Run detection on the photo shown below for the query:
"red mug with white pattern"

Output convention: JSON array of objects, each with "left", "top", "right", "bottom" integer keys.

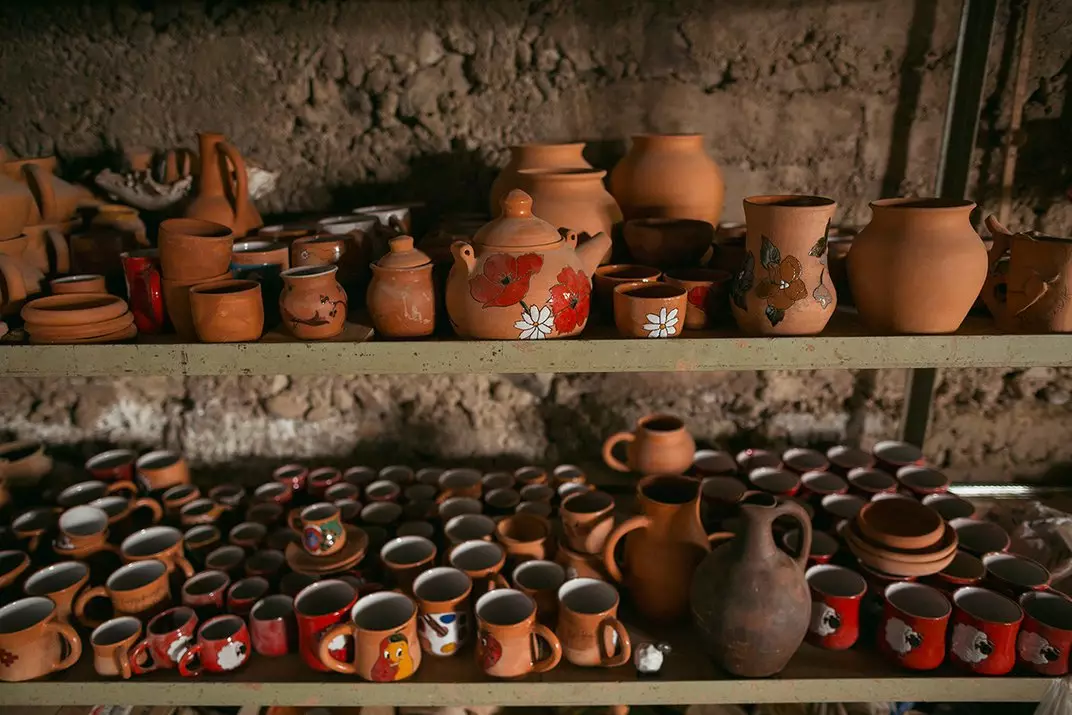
[
  {"left": 949, "top": 586, "right": 1022, "bottom": 675},
  {"left": 178, "top": 614, "right": 252, "bottom": 676},
  {"left": 878, "top": 582, "right": 950, "bottom": 671},
  {"left": 294, "top": 579, "right": 358, "bottom": 671},
  {"left": 805, "top": 565, "right": 866, "bottom": 650},
  {"left": 1018, "top": 590, "right": 1072, "bottom": 676}
]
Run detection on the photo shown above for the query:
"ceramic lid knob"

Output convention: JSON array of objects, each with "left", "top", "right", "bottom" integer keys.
[
  {"left": 373, "top": 235, "right": 432, "bottom": 270},
  {"left": 501, "top": 190, "right": 534, "bottom": 219},
  {"left": 389, "top": 236, "right": 415, "bottom": 254}
]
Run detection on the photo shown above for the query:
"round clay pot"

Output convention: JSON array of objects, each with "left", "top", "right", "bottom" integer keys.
[
  {"left": 848, "top": 198, "right": 986, "bottom": 333},
  {"left": 162, "top": 270, "right": 232, "bottom": 341},
  {"left": 624, "top": 218, "right": 715, "bottom": 269},
  {"left": 231, "top": 240, "right": 290, "bottom": 270},
  {"left": 516, "top": 168, "right": 621, "bottom": 262},
  {"left": 592, "top": 264, "right": 661, "bottom": 312},
  {"left": 50, "top": 274, "right": 107, "bottom": 295},
  {"left": 20, "top": 293, "right": 127, "bottom": 326},
  {"left": 610, "top": 134, "right": 725, "bottom": 226},
  {"left": 366, "top": 236, "right": 435, "bottom": 338},
  {"left": 613, "top": 282, "right": 688, "bottom": 338},
  {"left": 158, "top": 218, "right": 235, "bottom": 281},
  {"left": 731, "top": 195, "right": 838, "bottom": 336},
  {"left": 662, "top": 268, "right": 732, "bottom": 329},
  {"left": 188, "top": 279, "right": 264, "bottom": 343},
  {"left": 290, "top": 234, "right": 347, "bottom": 268},
  {"left": 279, "top": 265, "right": 347, "bottom": 340},
  {"left": 489, "top": 143, "right": 592, "bottom": 215}
]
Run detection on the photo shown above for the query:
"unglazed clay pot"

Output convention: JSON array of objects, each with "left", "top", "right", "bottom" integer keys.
[
  {"left": 489, "top": 143, "right": 592, "bottom": 215},
  {"left": 623, "top": 218, "right": 715, "bottom": 269},
  {"left": 279, "top": 265, "right": 347, "bottom": 339},
  {"left": 188, "top": 279, "right": 264, "bottom": 342},
  {"left": 367, "top": 236, "right": 435, "bottom": 338},
  {"left": 447, "top": 190, "right": 609, "bottom": 340},
  {"left": 602, "top": 414, "right": 695, "bottom": 475},
  {"left": 158, "top": 218, "right": 235, "bottom": 282},
  {"left": 691, "top": 492, "right": 812, "bottom": 676},
  {"left": 731, "top": 195, "right": 838, "bottom": 336},
  {"left": 609, "top": 134, "right": 724, "bottom": 226},
  {"left": 848, "top": 198, "right": 986, "bottom": 333},
  {"left": 982, "top": 216, "right": 1072, "bottom": 333},
  {"left": 516, "top": 168, "right": 621, "bottom": 263},
  {"left": 162, "top": 270, "right": 232, "bottom": 341},
  {"left": 184, "top": 132, "right": 262, "bottom": 237},
  {"left": 3, "top": 157, "right": 84, "bottom": 224},
  {"left": 612, "top": 282, "right": 688, "bottom": 338},
  {"left": 0, "top": 170, "right": 33, "bottom": 240}
]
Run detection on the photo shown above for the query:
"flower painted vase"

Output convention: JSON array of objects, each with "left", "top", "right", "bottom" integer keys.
[
  {"left": 279, "top": 265, "right": 347, "bottom": 340},
  {"left": 730, "top": 195, "right": 837, "bottom": 336},
  {"left": 446, "top": 190, "right": 610, "bottom": 340}
]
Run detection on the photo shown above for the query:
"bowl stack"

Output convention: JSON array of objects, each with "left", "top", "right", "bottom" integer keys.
[
  {"left": 844, "top": 498, "right": 958, "bottom": 577},
  {"left": 158, "top": 218, "right": 235, "bottom": 340},
  {"left": 20, "top": 293, "right": 136, "bottom": 343}
]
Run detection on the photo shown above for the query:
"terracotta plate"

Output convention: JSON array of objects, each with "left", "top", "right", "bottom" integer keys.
[
  {"left": 20, "top": 293, "right": 128, "bottom": 326},
  {"left": 27, "top": 311, "right": 134, "bottom": 341},
  {"left": 844, "top": 519, "right": 958, "bottom": 563},
  {"left": 848, "top": 540, "right": 957, "bottom": 578},
  {"left": 30, "top": 322, "right": 138, "bottom": 345},
  {"left": 855, "top": 498, "right": 944, "bottom": 550},
  {"left": 285, "top": 524, "right": 368, "bottom": 575}
]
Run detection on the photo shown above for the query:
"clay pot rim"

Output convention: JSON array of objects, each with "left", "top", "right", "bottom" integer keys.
[
  {"left": 50, "top": 273, "right": 105, "bottom": 285},
  {"left": 159, "top": 218, "right": 233, "bottom": 239},
  {"left": 631, "top": 133, "right": 704, "bottom": 143},
  {"left": 514, "top": 141, "right": 587, "bottom": 150},
  {"left": 233, "top": 240, "right": 287, "bottom": 253},
  {"left": 595, "top": 264, "right": 662, "bottom": 281},
  {"left": 21, "top": 293, "right": 128, "bottom": 327},
  {"left": 280, "top": 265, "right": 338, "bottom": 279},
  {"left": 188, "top": 279, "right": 261, "bottom": 299},
  {"left": 516, "top": 167, "right": 607, "bottom": 181},
  {"left": 745, "top": 194, "right": 836, "bottom": 209},
  {"left": 0, "top": 596, "right": 56, "bottom": 635},
  {"left": 636, "top": 474, "right": 701, "bottom": 506},
  {"left": 614, "top": 282, "right": 686, "bottom": 300},
  {"left": 870, "top": 198, "right": 975, "bottom": 212}
]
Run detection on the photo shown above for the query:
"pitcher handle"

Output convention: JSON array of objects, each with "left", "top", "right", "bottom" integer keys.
[
  {"left": 46, "top": 620, "right": 83, "bottom": 673},
  {"left": 175, "top": 555, "right": 196, "bottom": 579},
  {"left": 601, "top": 432, "right": 635, "bottom": 472},
  {"left": 0, "top": 254, "right": 28, "bottom": 307},
  {"left": 24, "top": 164, "right": 58, "bottom": 223},
  {"left": 602, "top": 515, "right": 651, "bottom": 583},
  {"left": 317, "top": 622, "right": 358, "bottom": 674},
  {"left": 982, "top": 214, "right": 1014, "bottom": 318},
  {"left": 597, "top": 616, "right": 632, "bottom": 668},
  {"left": 219, "top": 142, "right": 254, "bottom": 228},
  {"left": 771, "top": 500, "right": 812, "bottom": 572},
  {"left": 529, "top": 623, "right": 562, "bottom": 673},
  {"left": 44, "top": 227, "right": 70, "bottom": 274},
  {"left": 73, "top": 584, "right": 109, "bottom": 627}
]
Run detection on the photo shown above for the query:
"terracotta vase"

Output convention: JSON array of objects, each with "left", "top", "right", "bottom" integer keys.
[
  {"left": 489, "top": 143, "right": 592, "bottom": 215},
  {"left": 730, "top": 195, "right": 838, "bottom": 336},
  {"left": 602, "top": 475, "right": 711, "bottom": 622},
  {"left": 279, "top": 265, "right": 347, "bottom": 340},
  {"left": 184, "top": 132, "right": 262, "bottom": 237},
  {"left": 188, "top": 279, "right": 264, "bottom": 342},
  {"left": 982, "top": 216, "right": 1072, "bottom": 333},
  {"left": 691, "top": 493, "right": 812, "bottom": 677},
  {"left": 3, "top": 157, "right": 85, "bottom": 224},
  {"left": 609, "top": 134, "right": 724, "bottom": 226},
  {"left": 602, "top": 414, "right": 695, "bottom": 475},
  {"left": 516, "top": 168, "right": 621, "bottom": 263},
  {"left": 367, "top": 236, "right": 435, "bottom": 338},
  {"left": 446, "top": 190, "right": 609, "bottom": 339},
  {"left": 847, "top": 198, "right": 986, "bottom": 333}
]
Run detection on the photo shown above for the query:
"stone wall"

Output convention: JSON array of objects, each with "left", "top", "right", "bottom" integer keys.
[{"left": 0, "top": 0, "right": 1070, "bottom": 482}]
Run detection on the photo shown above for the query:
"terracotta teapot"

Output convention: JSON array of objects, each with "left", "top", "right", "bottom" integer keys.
[
  {"left": 446, "top": 190, "right": 609, "bottom": 340},
  {"left": 184, "top": 132, "right": 262, "bottom": 237},
  {"left": 983, "top": 216, "right": 1072, "bottom": 333},
  {"left": 2, "top": 156, "right": 85, "bottom": 224}
]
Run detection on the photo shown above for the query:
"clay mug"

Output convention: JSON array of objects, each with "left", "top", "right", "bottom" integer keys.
[
  {"left": 308, "top": 466, "right": 344, "bottom": 499},
  {"left": 513, "top": 466, "right": 548, "bottom": 488},
  {"left": 699, "top": 476, "right": 748, "bottom": 529},
  {"left": 444, "top": 514, "right": 497, "bottom": 545},
  {"left": 556, "top": 577, "right": 631, "bottom": 667},
  {"left": 555, "top": 543, "right": 608, "bottom": 581},
  {"left": 327, "top": 482, "right": 361, "bottom": 502},
  {"left": 871, "top": 440, "right": 924, "bottom": 474},
  {"left": 181, "top": 569, "right": 231, "bottom": 621},
  {"left": 74, "top": 559, "right": 172, "bottom": 627},
  {"left": 162, "top": 484, "right": 202, "bottom": 516},
  {"left": 825, "top": 445, "right": 875, "bottom": 476},
  {"left": 736, "top": 448, "right": 782, "bottom": 474},
  {"left": 381, "top": 536, "right": 437, "bottom": 595},
  {"left": 982, "top": 552, "right": 1051, "bottom": 598},
  {"left": 613, "top": 281, "right": 688, "bottom": 338},
  {"left": 208, "top": 483, "right": 247, "bottom": 509},
  {"left": 879, "top": 582, "right": 951, "bottom": 671},
  {"left": 204, "top": 545, "right": 246, "bottom": 579},
  {"left": 12, "top": 508, "right": 58, "bottom": 554},
  {"left": 520, "top": 484, "right": 554, "bottom": 503},
  {"left": 51, "top": 273, "right": 106, "bottom": 294},
  {"left": 226, "top": 576, "right": 269, "bottom": 616},
  {"left": 121, "top": 249, "right": 165, "bottom": 334},
  {"left": 229, "top": 521, "right": 268, "bottom": 551},
  {"left": 592, "top": 264, "right": 662, "bottom": 311},
  {"left": 294, "top": 579, "right": 359, "bottom": 672},
  {"left": 56, "top": 505, "right": 112, "bottom": 553},
  {"left": 437, "top": 497, "right": 481, "bottom": 522},
  {"left": 897, "top": 466, "right": 950, "bottom": 497},
  {"left": 250, "top": 594, "right": 296, "bottom": 657},
  {"left": 494, "top": 513, "right": 553, "bottom": 564},
  {"left": 926, "top": 550, "right": 986, "bottom": 596},
  {"left": 379, "top": 463, "right": 417, "bottom": 486},
  {"left": 448, "top": 540, "right": 510, "bottom": 595},
  {"left": 474, "top": 588, "right": 562, "bottom": 678},
  {"left": 484, "top": 488, "right": 521, "bottom": 517},
  {"left": 188, "top": 278, "right": 264, "bottom": 342},
  {"left": 120, "top": 526, "right": 195, "bottom": 577},
  {"left": 949, "top": 586, "right": 1023, "bottom": 676},
  {"left": 364, "top": 479, "right": 402, "bottom": 503},
  {"left": 805, "top": 564, "right": 867, "bottom": 650},
  {"left": 412, "top": 567, "right": 473, "bottom": 657},
  {"left": 691, "top": 450, "right": 738, "bottom": 478},
  {"left": 90, "top": 616, "right": 144, "bottom": 678},
  {"left": 922, "top": 493, "right": 976, "bottom": 522},
  {"left": 1017, "top": 590, "right": 1072, "bottom": 676},
  {"left": 512, "top": 559, "right": 566, "bottom": 624},
  {"left": 0, "top": 596, "right": 82, "bottom": 681},
  {"left": 57, "top": 478, "right": 138, "bottom": 508},
  {"left": 135, "top": 450, "right": 191, "bottom": 493},
  {"left": 274, "top": 463, "right": 309, "bottom": 493},
  {"left": 247, "top": 502, "right": 285, "bottom": 528},
  {"left": 846, "top": 468, "right": 898, "bottom": 498},
  {"left": 89, "top": 493, "right": 164, "bottom": 533},
  {"left": 0, "top": 551, "right": 31, "bottom": 596},
  {"left": 23, "top": 561, "right": 90, "bottom": 623},
  {"left": 345, "top": 465, "right": 379, "bottom": 489},
  {"left": 482, "top": 471, "right": 515, "bottom": 491},
  {"left": 438, "top": 468, "right": 483, "bottom": 501},
  {"left": 560, "top": 489, "right": 615, "bottom": 554},
  {"left": 85, "top": 448, "right": 139, "bottom": 482},
  {"left": 179, "top": 498, "right": 231, "bottom": 528},
  {"left": 184, "top": 525, "right": 221, "bottom": 567},
  {"left": 296, "top": 502, "right": 346, "bottom": 556},
  {"left": 317, "top": 590, "right": 422, "bottom": 681},
  {"left": 517, "top": 501, "right": 552, "bottom": 519},
  {"left": 128, "top": 606, "right": 196, "bottom": 672},
  {"left": 176, "top": 614, "right": 251, "bottom": 676},
  {"left": 603, "top": 414, "right": 695, "bottom": 475},
  {"left": 252, "top": 481, "right": 292, "bottom": 507}
]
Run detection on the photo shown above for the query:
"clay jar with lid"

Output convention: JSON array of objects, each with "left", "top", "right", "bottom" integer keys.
[
  {"left": 848, "top": 198, "right": 986, "bottom": 333},
  {"left": 489, "top": 142, "right": 592, "bottom": 215},
  {"left": 446, "top": 190, "right": 610, "bottom": 340},
  {"left": 516, "top": 168, "right": 621, "bottom": 264},
  {"left": 610, "top": 134, "right": 725, "bottom": 226},
  {"left": 367, "top": 236, "right": 435, "bottom": 338},
  {"left": 279, "top": 265, "right": 347, "bottom": 340},
  {"left": 188, "top": 279, "right": 264, "bottom": 343},
  {"left": 731, "top": 195, "right": 838, "bottom": 336}
]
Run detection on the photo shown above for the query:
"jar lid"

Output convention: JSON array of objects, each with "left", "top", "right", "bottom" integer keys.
[
  {"left": 374, "top": 236, "right": 432, "bottom": 269},
  {"left": 473, "top": 190, "right": 563, "bottom": 249}
]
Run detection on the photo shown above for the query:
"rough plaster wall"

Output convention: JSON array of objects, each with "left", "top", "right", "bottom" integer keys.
[{"left": 0, "top": 0, "right": 1070, "bottom": 480}]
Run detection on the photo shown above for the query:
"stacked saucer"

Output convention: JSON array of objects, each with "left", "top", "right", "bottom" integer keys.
[
  {"left": 844, "top": 498, "right": 958, "bottom": 577},
  {"left": 284, "top": 502, "right": 368, "bottom": 576},
  {"left": 21, "top": 293, "right": 136, "bottom": 344}
]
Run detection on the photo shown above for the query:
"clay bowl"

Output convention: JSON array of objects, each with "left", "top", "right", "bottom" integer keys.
[
  {"left": 853, "top": 541, "right": 956, "bottom": 578},
  {"left": 163, "top": 270, "right": 232, "bottom": 340},
  {"left": 50, "top": 274, "right": 107, "bottom": 294},
  {"left": 950, "top": 518, "right": 1010, "bottom": 556},
  {"left": 231, "top": 240, "right": 290, "bottom": 270},
  {"left": 782, "top": 447, "right": 830, "bottom": 475},
  {"left": 846, "top": 468, "right": 898, "bottom": 497},
  {"left": 855, "top": 498, "right": 944, "bottom": 551},
  {"left": 845, "top": 519, "right": 958, "bottom": 563},
  {"left": 20, "top": 293, "right": 127, "bottom": 326},
  {"left": 26, "top": 310, "right": 134, "bottom": 342},
  {"left": 188, "top": 279, "right": 264, "bottom": 343},
  {"left": 922, "top": 492, "right": 976, "bottom": 521},
  {"left": 613, "top": 282, "right": 688, "bottom": 338},
  {"left": 896, "top": 466, "right": 951, "bottom": 496},
  {"left": 593, "top": 264, "right": 661, "bottom": 309},
  {"left": 623, "top": 218, "right": 714, "bottom": 269},
  {"left": 291, "top": 234, "right": 347, "bottom": 268},
  {"left": 158, "top": 218, "right": 235, "bottom": 281},
  {"left": 826, "top": 444, "right": 874, "bottom": 475}
]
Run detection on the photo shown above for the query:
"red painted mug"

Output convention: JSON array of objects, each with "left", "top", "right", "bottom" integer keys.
[
  {"left": 178, "top": 614, "right": 252, "bottom": 676},
  {"left": 294, "top": 579, "right": 358, "bottom": 671},
  {"left": 1018, "top": 590, "right": 1072, "bottom": 676},
  {"left": 879, "top": 582, "right": 950, "bottom": 671},
  {"left": 129, "top": 606, "right": 197, "bottom": 672},
  {"left": 250, "top": 594, "right": 296, "bottom": 657},
  {"left": 949, "top": 586, "right": 1022, "bottom": 676},
  {"left": 121, "top": 249, "right": 165, "bottom": 334},
  {"left": 806, "top": 564, "right": 867, "bottom": 650}
]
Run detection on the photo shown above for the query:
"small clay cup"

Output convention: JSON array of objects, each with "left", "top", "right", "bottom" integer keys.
[
  {"left": 444, "top": 514, "right": 497, "bottom": 545},
  {"left": 51, "top": 274, "right": 107, "bottom": 295},
  {"left": 0, "top": 597, "right": 82, "bottom": 682},
  {"left": 438, "top": 468, "right": 482, "bottom": 500},
  {"left": 135, "top": 450, "right": 191, "bottom": 493},
  {"left": 24, "top": 561, "right": 90, "bottom": 623},
  {"left": 512, "top": 559, "right": 566, "bottom": 624},
  {"left": 494, "top": 513, "right": 552, "bottom": 564},
  {"left": 316, "top": 590, "right": 421, "bottom": 681},
  {"left": 474, "top": 588, "right": 561, "bottom": 678},
  {"left": 662, "top": 268, "right": 731, "bottom": 329},
  {"left": 298, "top": 503, "right": 346, "bottom": 557},
  {"left": 158, "top": 218, "right": 235, "bottom": 281},
  {"left": 162, "top": 270, "right": 232, "bottom": 341},
  {"left": 593, "top": 264, "right": 661, "bottom": 311},
  {"left": 560, "top": 490, "right": 615, "bottom": 555},
  {"left": 448, "top": 540, "right": 510, "bottom": 594},
  {"left": 556, "top": 577, "right": 631, "bottom": 667},
  {"left": 231, "top": 240, "right": 290, "bottom": 269},
  {"left": 90, "top": 616, "right": 142, "bottom": 678},
  {"left": 613, "top": 282, "right": 688, "bottom": 338},
  {"left": 412, "top": 567, "right": 473, "bottom": 657},
  {"left": 381, "top": 536, "right": 437, "bottom": 596},
  {"left": 188, "top": 279, "right": 264, "bottom": 342},
  {"left": 85, "top": 448, "right": 139, "bottom": 482}
]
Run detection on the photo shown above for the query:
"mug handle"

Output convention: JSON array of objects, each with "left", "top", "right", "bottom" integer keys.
[
  {"left": 107, "top": 480, "right": 139, "bottom": 498},
  {"left": 128, "top": 638, "right": 161, "bottom": 675},
  {"left": 73, "top": 585, "right": 109, "bottom": 628},
  {"left": 177, "top": 642, "right": 203, "bottom": 677},
  {"left": 24, "top": 164, "right": 58, "bottom": 223},
  {"left": 175, "top": 555, "right": 196, "bottom": 578},
  {"left": 115, "top": 642, "right": 134, "bottom": 679},
  {"left": 707, "top": 531, "right": 736, "bottom": 547},
  {"left": 601, "top": 515, "right": 651, "bottom": 583},
  {"left": 132, "top": 497, "right": 164, "bottom": 524},
  {"left": 528, "top": 623, "right": 562, "bottom": 673},
  {"left": 488, "top": 573, "right": 510, "bottom": 591},
  {"left": 0, "top": 254, "right": 28, "bottom": 307},
  {"left": 982, "top": 214, "right": 1014, "bottom": 319},
  {"left": 317, "top": 622, "right": 358, "bottom": 674},
  {"left": 597, "top": 616, "right": 632, "bottom": 668},
  {"left": 601, "top": 432, "right": 635, "bottom": 472},
  {"left": 287, "top": 508, "right": 302, "bottom": 533},
  {"left": 771, "top": 500, "right": 812, "bottom": 572},
  {"left": 46, "top": 620, "right": 83, "bottom": 673},
  {"left": 44, "top": 227, "right": 70, "bottom": 274}
]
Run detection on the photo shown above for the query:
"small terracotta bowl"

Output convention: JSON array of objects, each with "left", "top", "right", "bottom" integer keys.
[
  {"left": 231, "top": 240, "right": 290, "bottom": 270},
  {"left": 162, "top": 270, "right": 232, "bottom": 340},
  {"left": 662, "top": 268, "right": 732, "bottom": 329},
  {"left": 623, "top": 218, "right": 715, "bottom": 268},
  {"left": 50, "top": 274, "right": 108, "bottom": 295},
  {"left": 613, "top": 282, "right": 688, "bottom": 338},
  {"left": 593, "top": 264, "right": 662, "bottom": 309},
  {"left": 188, "top": 279, "right": 264, "bottom": 343},
  {"left": 158, "top": 218, "right": 235, "bottom": 281}
]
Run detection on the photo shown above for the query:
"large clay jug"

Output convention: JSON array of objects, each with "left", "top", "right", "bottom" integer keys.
[
  {"left": 609, "top": 134, "right": 724, "bottom": 226},
  {"left": 982, "top": 216, "right": 1072, "bottom": 333},
  {"left": 601, "top": 413, "right": 695, "bottom": 475},
  {"left": 489, "top": 143, "right": 592, "bottom": 216},
  {"left": 847, "top": 198, "right": 986, "bottom": 333},
  {"left": 730, "top": 195, "right": 837, "bottom": 336},
  {"left": 184, "top": 133, "right": 263, "bottom": 237},
  {"left": 691, "top": 492, "right": 812, "bottom": 677},
  {"left": 517, "top": 168, "right": 621, "bottom": 264},
  {"left": 602, "top": 475, "right": 712, "bottom": 622}
]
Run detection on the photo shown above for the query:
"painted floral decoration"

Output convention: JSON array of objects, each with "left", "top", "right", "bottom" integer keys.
[
  {"left": 643, "top": 307, "right": 679, "bottom": 338},
  {"left": 756, "top": 235, "right": 807, "bottom": 326},
  {"left": 731, "top": 252, "right": 754, "bottom": 311},
  {"left": 469, "top": 253, "right": 544, "bottom": 308},
  {"left": 688, "top": 285, "right": 710, "bottom": 313},
  {"left": 514, "top": 304, "right": 554, "bottom": 340},
  {"left": 547, "top": 266, "right": 590, "bottom": 333}
]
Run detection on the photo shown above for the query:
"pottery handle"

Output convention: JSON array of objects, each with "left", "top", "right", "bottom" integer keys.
[
  {"left": 44, "top": 228, "right": 70, "bottom": 274},
  {"left": 771, "top": 500, "right": 812, "bottom": 572},
  {"left": 488, "top": 572, "right": 510, "bottom": 591},
  {"left": 133, "top": 497, "right": 164, "bottom": 524},
  {"left": 115, "top": 642, "right": 133, "bottom": 679},
  {"left": 219, "top": 142, "right": 250, "bottom": 210},
  {"left": 46, "top": 620, "right": 83, "bottom": 673},
  {"left": 175, "top": 555, "right": 196, "bottom": 579},
  {"left": 316, "top": 622, "right": 358, "bottom": 674},
  {"left": 26, "top": 533, "right": 42, "bottom": 554},
  {"left": 128, "top": 638, "right": 160, "bottom": 675},
  {"left": 177, "top": 642, "right": 203, "bottom": 677},
  {"left": 23, "top": 163, "right": 58, "bottom": 223},
  {"left": 707, "top": 531, "right": 736, "bottom": 548},
  {"left": 73, "top": 585, "right": 109, "bottom": 628},
  {"left": 981, "top": 214, "right": 1014, "bottom": 318},
  {"left": 287, "top": 508, "right": 302, "bottom": 533},
  {"left": 601, "top": 515, "right": 651, "bottom": 584},
  {"left": 528, "top": 623, "right": 562, "bottom": 674},
  {"left": 597, "top": 616, "right": 632, "bottom": 668},
  {"left": 107, "top": 480, "right": 139, "bottom": 498},
  {"left": 601, "top": 431, "right": 635, "bottom": 472},
  {"left": 0, "top": 254, "right": 28, "bottom": 307},
  {"left": 1014, "top": 271, "right": 1055, "bottom": 316}
]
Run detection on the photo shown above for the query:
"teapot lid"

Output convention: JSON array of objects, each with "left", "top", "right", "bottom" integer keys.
[
  {"left": 474, "top": 190, "right": 563, "bottom": 249},
  {"left": 373, "top": 236, "right": 432, "bottom": 269}
]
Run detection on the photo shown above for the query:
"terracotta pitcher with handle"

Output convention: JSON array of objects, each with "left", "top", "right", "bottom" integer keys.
[
  {"left": 184, "top": 132, "right": 262, "bottom": 237},
  {"left": 690, "top": 492, "right": 812, "bottom": 677},
  {"left": 983, "top": 215, "right": 1072, "bottom": 333},
  {"left": 601, "top": 475, "right": 716, "bottom": 623}
]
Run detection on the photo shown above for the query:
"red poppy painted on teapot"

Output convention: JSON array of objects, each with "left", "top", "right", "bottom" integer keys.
[{"left": 446, "top": 190, "right": 610, "bottom": 340}]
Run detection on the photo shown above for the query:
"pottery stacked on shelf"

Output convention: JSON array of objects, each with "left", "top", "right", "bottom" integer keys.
[
  {"left": 19, "top": 292, "right": 136, "bottom": 344},
  {"left": 157, "top": 217, "right": 236, "bottom": 340},
  {"left": 843, "top": 498, "right": 958, "bottom": 577}
]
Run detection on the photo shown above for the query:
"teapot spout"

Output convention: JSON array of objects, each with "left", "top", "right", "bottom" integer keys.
[
  {"left": 575, "top": 231, "right": 612, "bottom": 276},
  {"left": 450, "top": 240, "right": 477, "bottom": 278}
]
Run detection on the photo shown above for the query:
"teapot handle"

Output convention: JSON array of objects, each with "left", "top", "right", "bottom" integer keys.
[
  {"left": 981, "top": 215, "right": 1014, "bottom": 318},
  {"left": 770, "top": 500, "right": 811, "bottom": 572},
  {"left": 601, "top": 515, "right": 651, "bottom": 583}
]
